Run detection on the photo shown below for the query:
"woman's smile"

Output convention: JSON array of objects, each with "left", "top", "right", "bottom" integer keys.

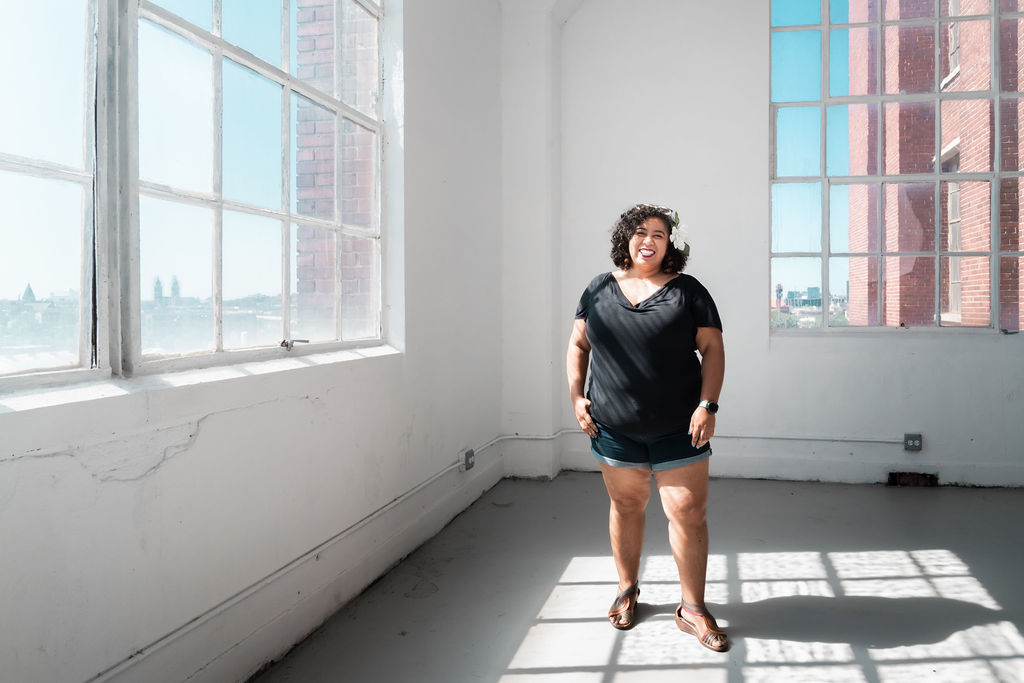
[{"left": 629, "top": 216, "right": 669, "bottom": 268}]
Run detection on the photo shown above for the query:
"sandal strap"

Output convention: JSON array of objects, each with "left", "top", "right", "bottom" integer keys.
[
  {"left": 678, "top": 605, "right": 727, "bottom": 639},
  {"left": 608, "top": 584, "right": 639, "bottom": 617}
]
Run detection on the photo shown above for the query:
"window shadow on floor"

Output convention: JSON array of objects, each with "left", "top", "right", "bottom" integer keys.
[{"left": 254, "top": 472, "right": 1024, "bottom": 683}]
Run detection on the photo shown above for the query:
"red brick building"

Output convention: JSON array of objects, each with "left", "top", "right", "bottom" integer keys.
[
  {"left": 294, "top": 0, "right": 379, "bottom": 340},
  {"left": 844, "top": 0, "right": 1023, "bottom": 330}
]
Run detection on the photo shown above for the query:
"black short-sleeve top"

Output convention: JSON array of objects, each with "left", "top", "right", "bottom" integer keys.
[{"left": 575, "top": 272, "right": 723, "bottom": 438}]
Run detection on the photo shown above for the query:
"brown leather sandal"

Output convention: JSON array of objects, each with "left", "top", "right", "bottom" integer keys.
[
  {"left": 675, "top": 603, "right": 730, "bottom": 652},
  {"left": 607, "top": 583, "right": 640, "bottom": 630}
]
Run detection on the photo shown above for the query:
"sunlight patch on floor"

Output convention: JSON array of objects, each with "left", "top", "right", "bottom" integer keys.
[{"left": 505, "top": 549, "right": 1020, "bottom": 681}]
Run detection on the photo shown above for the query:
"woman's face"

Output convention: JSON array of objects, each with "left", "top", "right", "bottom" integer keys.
[{"left": 628, "top": 216, "right": 670, "bottom": 269}]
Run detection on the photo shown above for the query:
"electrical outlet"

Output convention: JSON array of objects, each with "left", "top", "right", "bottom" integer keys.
[
  {"left": 904, "top": 433, "right": 923, "bottom": 451},
  {"left": 461, "top": 448, "right": 475, "bottom": 471}
]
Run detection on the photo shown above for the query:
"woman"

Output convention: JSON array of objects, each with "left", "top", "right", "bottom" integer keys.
[{"left": 566, "top": 203, "right": 728, "bottom": 652}]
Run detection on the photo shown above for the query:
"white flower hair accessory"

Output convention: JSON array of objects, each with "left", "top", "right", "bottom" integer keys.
[{"left": 657, "top": 206, "right": 690, "bottom": 258}]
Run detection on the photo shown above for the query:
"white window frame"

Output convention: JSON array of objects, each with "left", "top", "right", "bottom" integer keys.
[
  {"left": 769, "top": 0, "right": 1023, "bottom": 335},
  {"left": 0, "top": 0, "right": 396, "bottom": 391}
]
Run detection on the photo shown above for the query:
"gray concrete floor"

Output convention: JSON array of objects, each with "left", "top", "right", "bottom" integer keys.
[{"left": 254, "top": 472, "right": 1024, "bottom": 683}]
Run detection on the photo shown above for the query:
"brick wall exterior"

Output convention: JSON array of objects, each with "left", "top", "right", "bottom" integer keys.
[
  {"left": 294, "top": 0, "right": 378, "bottom": 340},
  {"left": 841, "top": 0, "right": 1021, "bottom": 328}
]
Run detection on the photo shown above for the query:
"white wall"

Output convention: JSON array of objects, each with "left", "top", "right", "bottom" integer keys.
[
  {"left": 551, "top": 0, "right": 1024, "bottom": 485},
  {"left": 3, "top": 1, "right": 1022, "bottom": 681},
  {"left": 0, "top": 1, "right": 504, "bottom": 682}
]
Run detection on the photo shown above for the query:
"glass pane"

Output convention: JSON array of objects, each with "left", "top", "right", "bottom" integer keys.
[
  {"left": 223, "top": 0, "right": 282, "bottom": 67},
  {"left": 292, "top": 93, "right": 336, "bottom": 220},
  {"left": 940, "top": 21, "right": 990, "bottom": 90},
  {"left": 883, "top": 256, "right": 936, "bottom": 327},
  {"left": 1001, "top": 0, "right": 1024, "bottom": 12},
  {"left": 772, "top": 0, "right": 821, "bottom": 26},
  {"left": 772, "top": 31, "right": 822, "bottom": 102},
  {"left": 1000, "top": 98, "right": 1024, "bottom": 171},
  {"left": 777, "top": 107, "right": 821, "bottom": 177},
  {"left": 941, "top": 99, "right": 993, "bottom": 171},
  {"left": 827, "top": 104, "right": 879, "bottom": 176},
  {"left": 223, "top": 212, "right": 282, "bottom": 349},
  {"left": 341, "top": 235, "right": 379, "bottom": 339},
  {"left": 831, "top": 184, "right": 880, "bottom": 252},
  {"left": 999, "top": 256, "right": 1024, "bottom": 332},
  {"left": 0, "top": 172, "right": 83, "bottom": 375},
  {"left": 291, "top": 0, "right": 336, "bottom": 94},
  {"left": 883, "top": 102, "right": 936, "bottom": 174},
  {"left": 830, "top": 28, "right": 878, "bottom": 97},
  {"left": 771, "top": 258, "right": 823, "bottom": 328},
  {"left": 140, "top": 196, "right": 214, "bottom": 355},
  {"left": 0, "top": 2, "right": 88, "bottom": 168},
  {"left": 831, "top": 256, "right": 880, "bottom": 325},
  {"left": 772, "top": 183, "right": 822, "bottom": 252},
  {"left": 884, "top": 182, "right": 936, "bottom": 252},
  {"left": 150, "top": 0, "right": 212, "bottom": 30},
  {"left": 940, "top": 255, "right": 990, "bottom": 326},
  {"left": 342, "top": 120, "right": 378, "bottom": 231},
  {"left": 885, "top": 0, "right": 936, "bottom": 19},
  {"left": 941, "top": 181, "right": 990, "bottom": 251},
  {"left": 999, "top": 177, "right": 1024, "bottom": 250},
  {"left": 223, "top": 59, "right": 283, "bottom": 210},
  {"left": 884, "top": 24, "right": 936, "bottom": 94},
  {"left": 342, "top": 0, "right": 379, "bottom": 118},
  {"left": 139, "top": 19, "right": 214, "bottom": 193},
  {"left": 1001, "top": 19, "right": 1024, "bottom": 92},
  {"left": 831, "top": 0, "right": 879, "bottom": 23},
  {"left": 292, "top": 224, "right": 337, "bottom": 342}
]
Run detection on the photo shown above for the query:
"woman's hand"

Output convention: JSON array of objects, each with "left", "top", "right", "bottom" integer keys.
[
  {"left": 689, "top": 406, "right": 715, "bottom": 448},
  {"left": 574, "top": 396, "right": 597, "bottom": 436}
]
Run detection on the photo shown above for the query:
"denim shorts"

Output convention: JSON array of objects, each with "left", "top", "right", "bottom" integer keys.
[{"left": 590, "top": 421, "right": 712, "bottom": 472}]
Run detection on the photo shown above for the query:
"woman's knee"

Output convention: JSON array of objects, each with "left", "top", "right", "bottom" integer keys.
[
  {"left": 660, "top": 490, "right": 707, "bottom": 527},
  {"left": 607, "top": 481, "right": 650, "bottom": 514},
  {"left": 609, "top": 488, "right": 649, "bottom": 515}
]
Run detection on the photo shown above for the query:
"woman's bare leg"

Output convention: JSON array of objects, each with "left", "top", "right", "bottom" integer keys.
[
  {"left": 654, "top": 458, "right": 727, "bottom": 648},
  {"left": 600, "top": 463, "right": 651, "bottom": 597},
  {"left": 653, "top": 459, "right": 710, "bottom": 605}
]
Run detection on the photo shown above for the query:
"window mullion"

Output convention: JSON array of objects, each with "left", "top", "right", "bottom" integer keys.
[
  {"left": 84, "top": 0, "right": 101, "bottom": 369},
  {"left": 213, "top": 0, "right": 224, "bottom": 352},
  {"left": 335, "top": 1, "right": 345, "bottom": 342},
  {"left": 992, "top": 0, "right": 1001, "bottom": 329},
  {"left": 281, "top": 1, "right": 291, "bottom": 343},
  {"left": 116, "top": 0, "right": 142, "bottom": 374}
]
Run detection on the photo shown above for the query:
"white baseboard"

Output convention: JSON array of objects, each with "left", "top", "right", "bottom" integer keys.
[{"left": 96, "top": 454, "right": 505, "bottom": 683}]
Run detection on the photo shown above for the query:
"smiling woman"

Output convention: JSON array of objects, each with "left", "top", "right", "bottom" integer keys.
[{"left": 567, "top": 203, "right": 729, "bottom": 652}]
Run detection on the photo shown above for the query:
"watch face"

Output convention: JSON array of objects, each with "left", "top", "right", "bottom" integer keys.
[{"left": 706, "top": 401, "right": 719, "bottom": 414}]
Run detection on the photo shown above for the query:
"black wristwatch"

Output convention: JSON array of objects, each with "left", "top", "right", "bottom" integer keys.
[{"left": 698, "top": 400, "right": 719, "bottom": 414}]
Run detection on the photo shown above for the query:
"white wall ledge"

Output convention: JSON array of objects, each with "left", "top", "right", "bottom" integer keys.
[{"left": 0, "top": 345, "right": 401, "bottom": 415}]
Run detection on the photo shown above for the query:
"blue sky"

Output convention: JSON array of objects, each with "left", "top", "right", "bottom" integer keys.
[
  {"left": 771, "top": 0, "right": 860, "bottom": 301},
  {"left": 0, "top": 3, "right": 87, "bottom": 301}
]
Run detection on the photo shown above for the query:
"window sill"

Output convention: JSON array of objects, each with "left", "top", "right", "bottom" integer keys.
[
  {"left": 769, "top": 325, "right": 1014, "bottom": 344},
  {"left": 0, "top": 344, "right": 400, "bottom": 414}
]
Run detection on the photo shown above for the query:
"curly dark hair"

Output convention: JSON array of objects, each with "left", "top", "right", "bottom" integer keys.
[{"left": 610, "top": 203, "right": 688, "bottom": 273}]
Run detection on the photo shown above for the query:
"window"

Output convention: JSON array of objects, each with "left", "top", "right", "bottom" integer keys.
[
  {"left": 0, "top": 3, "right": 95, "bottom": 376},
  {"left": 0, "top": 0, "right": 388, "bottom": 384},
  {"left": 770, "top": 0, "right": 1024, "bottom": 332}
]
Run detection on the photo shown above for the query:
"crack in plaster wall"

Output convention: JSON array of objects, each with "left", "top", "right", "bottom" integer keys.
[{"left": 0, "top": 397, "right": 306, "bottom": 484}]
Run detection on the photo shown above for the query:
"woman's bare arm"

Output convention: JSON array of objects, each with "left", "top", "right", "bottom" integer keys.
[
  {"left": 566, "top": 318, "right": 596, "bottom": 435},
  {"left": 688, "top": 326, "right": 725, "bottom": 447}
]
